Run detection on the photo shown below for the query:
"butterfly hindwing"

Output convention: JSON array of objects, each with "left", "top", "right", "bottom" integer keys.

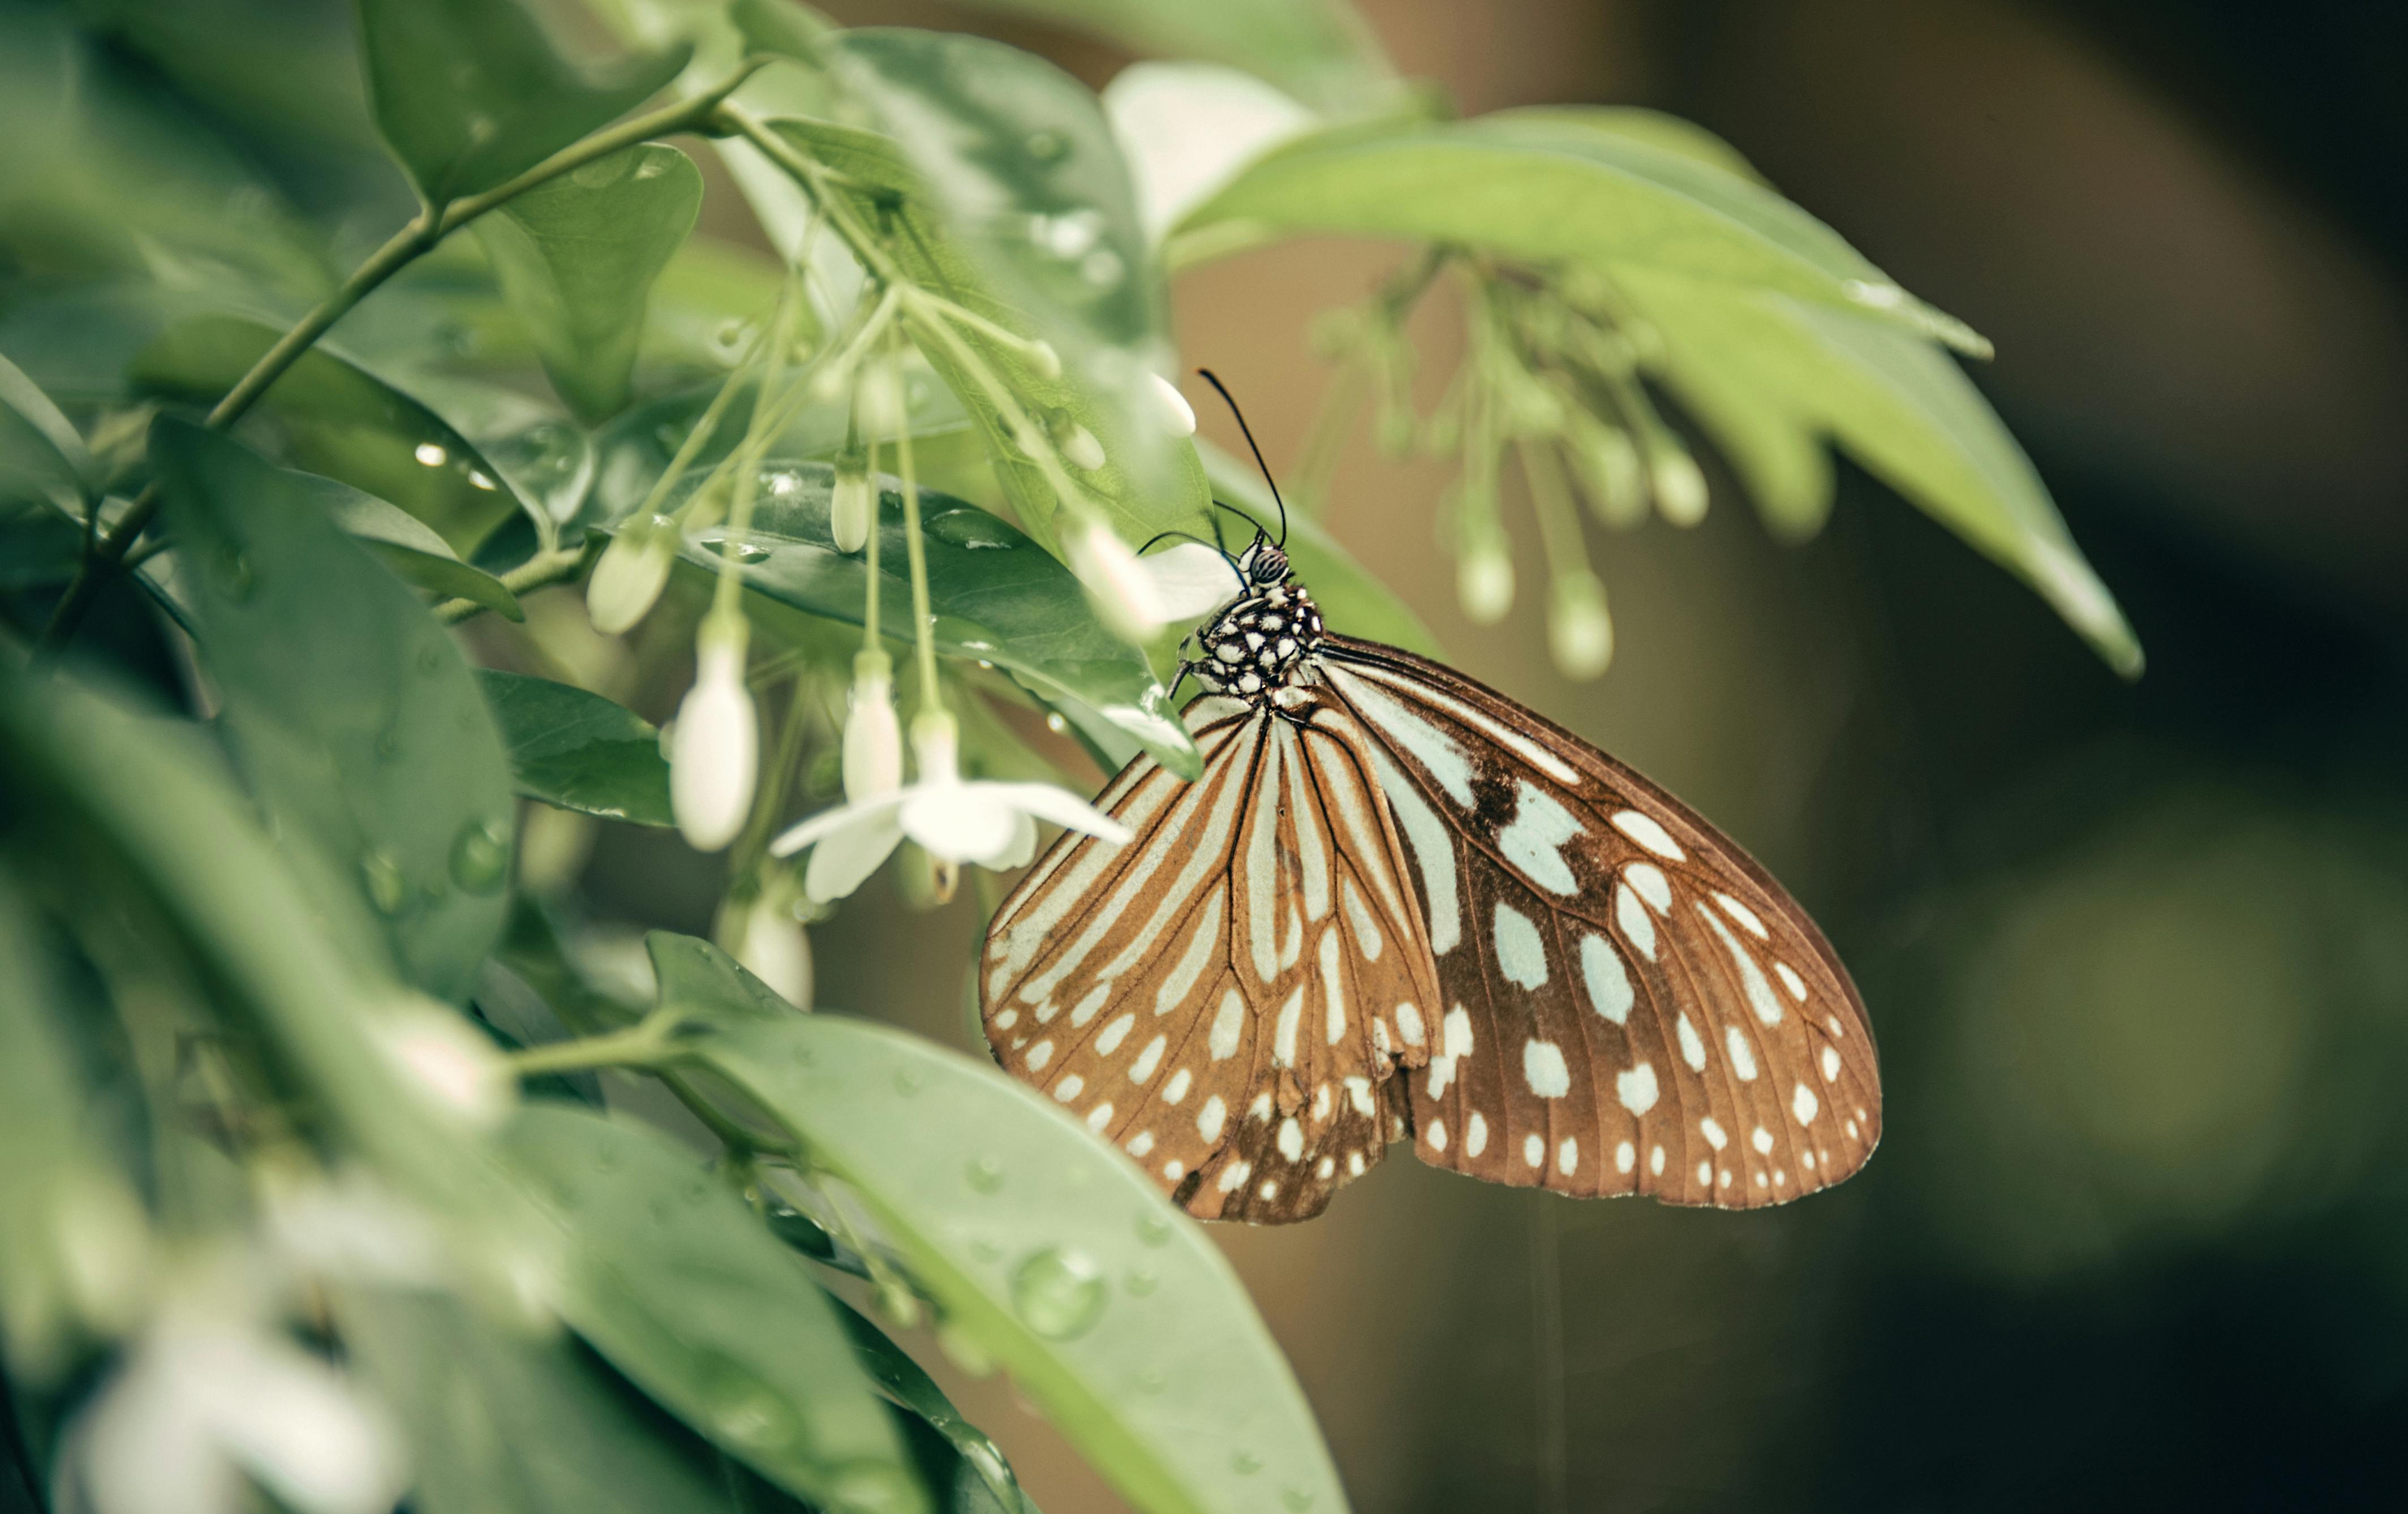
[
  {"left": 982, "top": 693, "right": 1438, "bottom": 1221},
  {"left": 1317, "top": 638, "right": 1881, "bottom": 1208}
]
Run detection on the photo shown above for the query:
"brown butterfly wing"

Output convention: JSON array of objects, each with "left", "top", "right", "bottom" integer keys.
[
  {"left": 1316, "top": 636, "right": 1881, "bottom": 1208},
  {"left": 981, "top": 692, "right": 1439, "bottom": 1222}
]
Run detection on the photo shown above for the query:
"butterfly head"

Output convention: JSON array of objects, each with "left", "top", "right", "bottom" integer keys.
[{"left": 1190, "top": 547, "right": 1323, "bottom": 703}]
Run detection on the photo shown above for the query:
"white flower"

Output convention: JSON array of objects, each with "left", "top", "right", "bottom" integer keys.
[
  {"left": 730, "top": 889, "right": 812, "bottom": 1009},
  {"left": 1142, "top": 540, "right": 1246, "bottom": 622},
  {"left": 69, "top": 1309, "right": 404, "bottom": 1514},
  {"left": 1149, "top": 372, "right": 1197, "bottom": 437},
  {"left": 1547, "top": 573, "right": 1614, "bottom": 679},
  {"left": 829, "top": 458, "right": 875, "bottom": 554},
  {"left": 1060, "top": 423, "right": 1107, "bottom": 472},
  {"left": 1457, "top": 539, "right": 1515, "bottom": 625},
  {"left": 586, "top": 523, "right": 676, "bottom": 635},
  {"left": 1650, "top": 445, "right": 1709, "bottom": 527},
  {"left": 671, "top": 623, "right": 758, "bottom": 851},
  {"left": 375, "top": 1003, "right": 515, "bottom": 1131},
  {"left": 1065, "top": 516, "right": 1169, "bottom": 643},
  {"left": 842, "top": 652, "right": 902, "bottom": 801},
  {"left": 771, "top": 711, "right": 1131, "bottom": 902}
]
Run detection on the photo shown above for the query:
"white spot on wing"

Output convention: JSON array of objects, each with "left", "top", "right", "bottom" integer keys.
[
  {"left": 1751, "top": 1125, "right": 1773, "bottom": 1154},
  {"left": 1676, "top": 1013, "right": 1706, "bottom": 1072},
  {"left": 1775, "top": 961, "right": 1808, "bottom": 1001},
  {"left": 1130, "top": 1034, "right": 1166, "bottom": 1082},
  {"left": 1425, "top": 1005, "right": 1475, "bottom": 1098},
  {"left": 1163, "top": 1068, "right": 1192, "bottom": 1103},
  {"left": 1697, "top": 903, "right": 1785, "bottom": 1026},
  {"left": 1616, "top": 883, "right": 1657, "bottom": 961},
  {"left": 1615, "top": 1140, "right": 1635, "bottom": 1173},
  {"left": 1208, "top": 988, "right": 1245, "bottom": 1061},
  {"left": 1054, "top": 1075, "right": 1083, "bottom": 1102},
  {"left": 1581, "top": 934, "right": 1632, "bottom": 1023},
  {"left": 1725, "top": 1025, "right": 1758, "bottom": 1082},
  {"left": 1272, "top": 984, "right": 1305, "bottom": 1067},
  {"left": 1466, "top": 1112, "right": 1489, "bottom": 1157},
  {"left": 1096, "top": 1014, "right": 1134, "bottom": 1056},
  {"left": 1341, "top": 664, "right": 1580, "bottom": 786},
  {"left": 1523, "top": 1040, "right": 1570, "bottom": 1098},
  {"left": 1026, "top": 1039, "right": 1055, "bottom": 1072},
  {"left": 1792, "top": 1083, "right": 1819, "bottom": 1126},
  {"left": 1152, "top": 892, "right": 1227, "bottom": 1016},
  {"left": 1498, "top": 781, "right": 1585, "bottom": 894},
  {"left": 1611, "top": 810, "right": 1685, "bottom": 860},
  {"left": 1821, "top": 1046, "right": 1840, "bottom": 1082},
  {"left": 1396, "top": 1001, "right": 1425, "bottom": 1045},
  {"left": 1198, "top": 1095, "right": 1227, "bottom": 1142},
  {"left": 1615, "top": 1061, "right": 1658, "bottom": 1115},
  {"left": 1366, "top": 745, "right": 1458, "bottom": 955},
  {"left": 1328, "top": 666, "right": 1475, "bottom": 806},
  {"left": 1700, "top": 1117, "right": 1727, "bottom": 1151},
  {"left": 1493, "top": 902, "right": 1548, "bottom": 988},
  {"left": 1428, "top": 1117, "right": 1448, "bottom": 1152},
  {"left": 1319, "top": 927, "right": 1347, "bottom": 1046},
  {"left": 1278, "top": 1117, "right": 1304, "bottom": 1162},
  {"left": 1714, "top": 891, "right": 1768, "bottom": 939},
  {"left": 1523, "top": 1133, "right": 1544, "bottom": 1168},
  {"left": 1557, "top": 1138, "right": 1578, "bottom": 1175},
  {"left": 1087, "top": 1103, "right": 1115, "bottom": 1133},
  {"left": 1340, "top": 878, "right": 1383, "bottom": 961},
  {"left": 1622, "top": 862, "right": 1671, "bottom": 915}
]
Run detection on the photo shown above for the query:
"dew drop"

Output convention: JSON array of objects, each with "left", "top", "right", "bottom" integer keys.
[
  {"left": 1231, "top": 1451, "right": 1262, "bottom": 1476},
  {"left": 825, "top": 1463, "right": 915, "bottom": 1514},
  {"left": 969, "top": 1238, "right": 1002, "bottom": 1263},
  {"left": 360, "top": 851, "right": 408, "bottom": 915},
  {"left": 1024, "top": 129, "right": 1068, "bottom": 164},
  {"left": 1136, "top": 1368, "right": 1166, "bottom": 1394},
  {"left": 893, "top": 1065, "right": 926, "bottom": 1097},
  {"left": 447, "top": 818, "right": 511, "bottom": 894},
  {"left": 965, "top": 1155, "right": 1004, "bottom": 1194},
  {"left": 1281, "top": 1485, "right": 1315, "bottom": 1510},
  {"left": 1009, "top": 1248, "right": 1106, "bottom": 1341},
  {"left": 1134, "top": 1211, "right": 1173, "bottom": 1248},
  {"left": 212, "top": 545, "right": 255, "bottom": 602},
  {"left": 706, "top": 537, "right": 771, "bottom": 564},
  {"left": 1124, "top": 1266, "right": 1158, "bottom": 1297}
]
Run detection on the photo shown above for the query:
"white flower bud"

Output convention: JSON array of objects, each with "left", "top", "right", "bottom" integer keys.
[
  {"left": 1651, "top": 445, "right": 1709, "bottom": 527},
  {"left": 1457, "top": 540, "right": 1515, "bottom": 625},
  {"left": 1025, "top": 339, "right": 1063, "bottom": 380},
  {"left": 734, "top": 892, "right": 812, "bottom": 1009},
  {"left": 910, "top": 708, "right": 961, "bottom": 787},
  {"left": 856, "top": 361, "right": 907, "bottom": 436},
  {"left": 843, "top": 653, "right": 902, "bottom": 801},
  {"left": 1149, "top": 372, "right": 1196, "bottom": 437},
  {"left": 376, "top": 1003, "right": 515, "bottom": 1130},
  {"left": 586, "top": 524, "right": 676, "bottom": 635},
  {"left": 672, "top": 625, "right": 757, "bottom": 851},
  {"left": 1061, "top": 423, "right": 1107, "bottom": 472},
  {"left": 830, "top": 458, "right": 874, "bottom": 554},
  {"left": 1065, "top": 516, "right": 1167, "bottom": 643},
  {"left": 1547, "top": 573, "right": 1614, "bottom": 679}
]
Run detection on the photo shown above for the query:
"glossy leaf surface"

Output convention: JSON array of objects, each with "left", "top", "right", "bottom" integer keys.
[
  {"left": 476, "top": 144, "right": 704, "bottom": 424},
  {"left": 502, "top": 1104, "right": 923, "bottom": 1513},
  {"left": 152, "top": 419, "right": 517, "bottom": 1000},
  {"left": 693, "top": 1013, "right": 1349, "bottom": 1514},
  {"left": 477, "top": 671, "right": 673, "bottom": 826}
]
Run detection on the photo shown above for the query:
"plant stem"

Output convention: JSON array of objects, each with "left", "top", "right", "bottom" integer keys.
[
  {"left": 37, "top": 61, "right": 767, "bottom": 656},
  {"left": 889, "top": 328, "right": 943, "bottom": 712},
  {"left": 433, "top": 542, "right": 598, "bottom": 626},
  {"left": 506, "top": 1014, "right": 687, "bottom": 1077}
]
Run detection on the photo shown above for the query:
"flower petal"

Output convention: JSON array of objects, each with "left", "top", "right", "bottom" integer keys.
[
  {"left": 984, "top": 782, "right": 1136, "bottom": 845},
  {"left": 1143, "top": 541, "right": 1244, "bottom": 621},
  {"left": 803, "top": 811, "right": 905, "bottom": 901},
  {"left": 769, "top": 792, "right": 908, "bottom": 858},
  {"left": 900, "top": 783, "right": 1020, "bottom": 864},
  {"left": 992, "top": 809, "right": 1039, "bottom": 871}
]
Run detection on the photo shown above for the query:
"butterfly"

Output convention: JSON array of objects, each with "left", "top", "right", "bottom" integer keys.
[{"left": 979, "top": 389, "right": 1880, "bottom": 1224}]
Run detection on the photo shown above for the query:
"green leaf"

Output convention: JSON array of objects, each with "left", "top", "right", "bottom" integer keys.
[
  {"left": 1616, "top": 269, "right": 2141, "bottom": 675},
  {"left": 477, "top": 671, "right": 674, "bottom": 827},
  {"left": 647, "top": 930, "right": 795, "bottom": 1020},
  {"left": 334, "top": 1286, "right": 736, "bottom": 1514},
  {"left": 580, "top": 368, "right": 971, "bottom": 535},
  {"left": 940, "top": 0, "right": 1393, "bottom": 113},
  {"left": 475, "top": 144, "right": 705, "bottom": 425},
  {"left": 831, "top": 1298, "right": 1038, "bottom": 1514},
  {"left": 756, "top": 112, "right": 1210, "bottom": 558},
  {"left": 358, "top": 0, "right": 691, "bottom": 205},
  {"left": 690, "top": 1014, "right": 1349, "bottom": 1514},
  {"left": 1178, "top": 113, "right": 1986, "bottom": 353},
  {"left": 132, "top": 314, "right": 531, "bottom": 557},
  {"left": 302, "top": 467, "right": 524, "bottom": 620},
  {"left": 650, "top": 458, "right": 1197, "bottom": 777},
  {"left": 0, "top": 669, "right": 511, "bottom": 1220},
  {"left": 0, "top": 880, "right": 149, "bottom": 1381},
  {"left": 0, "top": 350, "right": 96, "bottom": 512},
  {"left": 152, "top": 419, "right": 518, "bottom": 1000},
  {"left": 501, "top": 1104, "right": 925, "bottom": 1514},
  {"left": 829, "top": 30, "right": 1201, "bottom": 534},
  {"left": 1197, "top": 438, "right": 1439, "bottom": 659}
]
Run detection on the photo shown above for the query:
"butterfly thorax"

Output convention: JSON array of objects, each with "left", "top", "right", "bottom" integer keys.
[{"left": 1191, "top": 578, "right": 1326, "bottom": 702}]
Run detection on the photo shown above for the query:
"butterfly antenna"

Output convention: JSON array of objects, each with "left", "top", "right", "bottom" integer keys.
[
  {"left": 1135, "top": 527, "right": 1245, "bottom": 591},
  {"left": 1196, "top": 368, "right": 1288, "bottom": 548}
]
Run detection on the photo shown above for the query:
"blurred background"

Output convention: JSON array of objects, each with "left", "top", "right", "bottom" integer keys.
[{"left": 17, "top": 0, "right": 2408, "bottom": 1508}]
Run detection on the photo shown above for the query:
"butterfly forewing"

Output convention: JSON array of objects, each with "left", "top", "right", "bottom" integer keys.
[
  {"left": 1316, "top": 637, "right": 1881, "bottom": 1208},
  {"left": 983, "top": 692, "right": 1439, "bottom": 1221}
]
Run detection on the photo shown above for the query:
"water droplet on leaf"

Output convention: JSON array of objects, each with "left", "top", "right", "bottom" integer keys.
[
  {"left": 1281, "top": 1485, "right": 1315, "bottom": 1509},
  {"left": 1009, "top": 1247, "right": 1106, "bottom": 1340},
  {"left": 360, "top": 852, "right": 408, "bottom": 915},
  {"left": 1231, "top": 1451, "right": 1262, "bottom": 1476},
  {"left": 1124, "top": 1266, "right": 1158, "bottom": 1297},
  {"left": 893, "top": 1065, "right": 925, "bottom": 1097},
  {"left": 1135, "top": 1211, "right": 1173, "bottom": 1247},
  {"left": 448, "top": 819, "right": 511, "bottom": 894},
  {"left": 965, "top": 1155, "right": 1004, "bottom": 1194},
  {"left": 1024, "top": 130, "right": 1068, "bottom": 163}
]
